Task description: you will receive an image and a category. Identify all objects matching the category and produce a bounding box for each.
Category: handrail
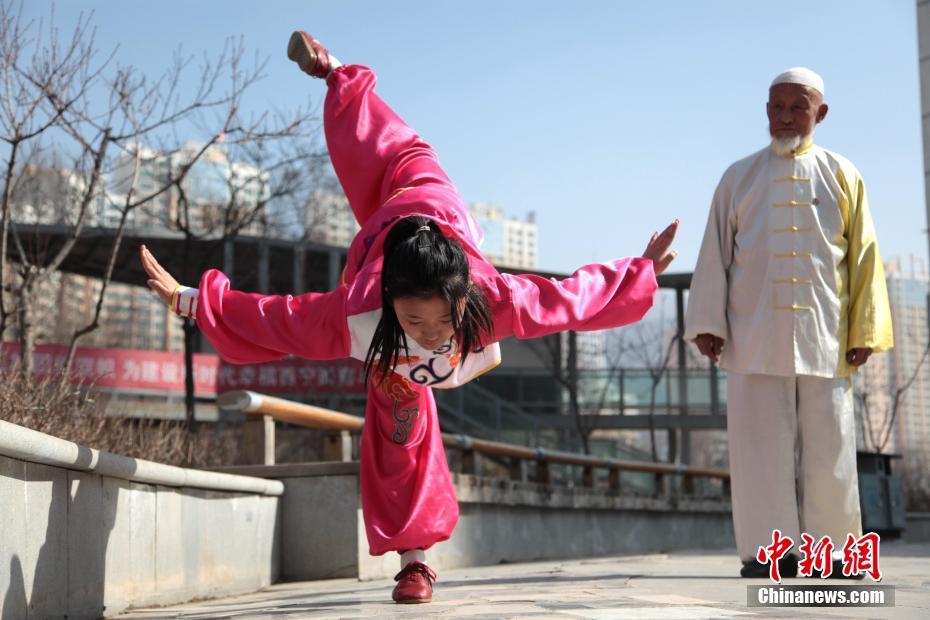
[441,434,728,478]
[218,390,730,493]
[220,390,363,432]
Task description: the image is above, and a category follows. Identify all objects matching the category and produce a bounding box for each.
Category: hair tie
[415,225,430,235]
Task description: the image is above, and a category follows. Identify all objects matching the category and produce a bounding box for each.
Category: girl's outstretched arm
[502,257,657,339]
[499,221,678,339]
[141,245,351,364]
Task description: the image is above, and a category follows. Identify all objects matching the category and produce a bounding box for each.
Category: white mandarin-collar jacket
[685,142,893,378]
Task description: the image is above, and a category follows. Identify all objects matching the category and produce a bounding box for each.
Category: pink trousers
[324,65,462,555]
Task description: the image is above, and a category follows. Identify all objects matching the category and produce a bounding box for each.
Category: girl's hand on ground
[643,219,679,275]
[140,244,180,306]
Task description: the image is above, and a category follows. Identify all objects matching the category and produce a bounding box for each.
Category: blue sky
[29,1,924,274]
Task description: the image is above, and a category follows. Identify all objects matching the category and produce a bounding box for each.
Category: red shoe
[287,31,333,78]
[391,561,436,604]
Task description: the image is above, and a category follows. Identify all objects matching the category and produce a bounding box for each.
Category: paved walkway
[117,542,929,619]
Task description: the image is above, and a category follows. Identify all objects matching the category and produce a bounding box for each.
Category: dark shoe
[287,31,333,78]
[392,561,436,604]
[811,559,866,580]
[741,555,798,579]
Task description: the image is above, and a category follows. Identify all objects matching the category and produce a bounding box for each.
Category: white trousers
[726,372,861,562]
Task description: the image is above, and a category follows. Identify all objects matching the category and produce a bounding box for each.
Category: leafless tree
[525,331,588,453]
[854,331,930,513]
[625,319,677,463]
[855,333,930,454]
[152,49,325,425]
[1,3,326,420]
[524,327,638,455]
[0,2,108,376]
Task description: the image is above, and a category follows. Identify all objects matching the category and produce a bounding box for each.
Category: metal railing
[219,390,730,498]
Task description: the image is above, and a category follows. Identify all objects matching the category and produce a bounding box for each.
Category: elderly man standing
[685,68,893,578]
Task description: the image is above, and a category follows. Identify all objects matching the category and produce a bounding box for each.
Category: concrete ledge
[358,474,733,579]
[0,420,283,496]
[227,461,734,582]
[452,473,730,512]
[214,463,362,582]
[0,423,281,619]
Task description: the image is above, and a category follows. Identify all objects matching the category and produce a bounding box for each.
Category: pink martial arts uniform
[188,65,658,556]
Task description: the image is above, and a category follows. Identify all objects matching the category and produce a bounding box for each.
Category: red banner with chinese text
[0,342,367,396]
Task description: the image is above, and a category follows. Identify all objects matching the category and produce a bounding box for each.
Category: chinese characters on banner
[0,342,367,396]
[215,356,367,394]
[757,529,882,582]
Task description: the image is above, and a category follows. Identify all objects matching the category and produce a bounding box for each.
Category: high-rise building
[12,163,120,226]
[4,164,178,351]
[856,256,930,465]
[112,142,270,237]
[572,330,608,370]
[107,143,267,350]
[467,202,538,269]
[34,272,186,352]
[16,143,269,354]
[302,195,542,273]
[906,0,930,511]
[921,0,930,263]
[304,190,359,247]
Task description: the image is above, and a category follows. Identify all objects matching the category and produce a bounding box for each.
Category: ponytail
[364,216,493,384]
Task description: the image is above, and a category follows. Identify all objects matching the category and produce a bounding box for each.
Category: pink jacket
[193,65,658,388]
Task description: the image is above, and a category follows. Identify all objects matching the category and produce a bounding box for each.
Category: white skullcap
[771,67,824,97]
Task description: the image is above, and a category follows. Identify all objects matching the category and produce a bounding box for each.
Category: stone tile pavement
[116,541,929,619]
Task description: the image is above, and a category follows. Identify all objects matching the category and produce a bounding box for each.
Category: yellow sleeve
[839,167,893,353]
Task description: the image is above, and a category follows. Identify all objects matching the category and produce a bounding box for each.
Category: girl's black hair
[364,215,494,385]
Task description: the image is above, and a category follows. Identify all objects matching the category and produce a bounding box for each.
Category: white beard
[771,131,813,157]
